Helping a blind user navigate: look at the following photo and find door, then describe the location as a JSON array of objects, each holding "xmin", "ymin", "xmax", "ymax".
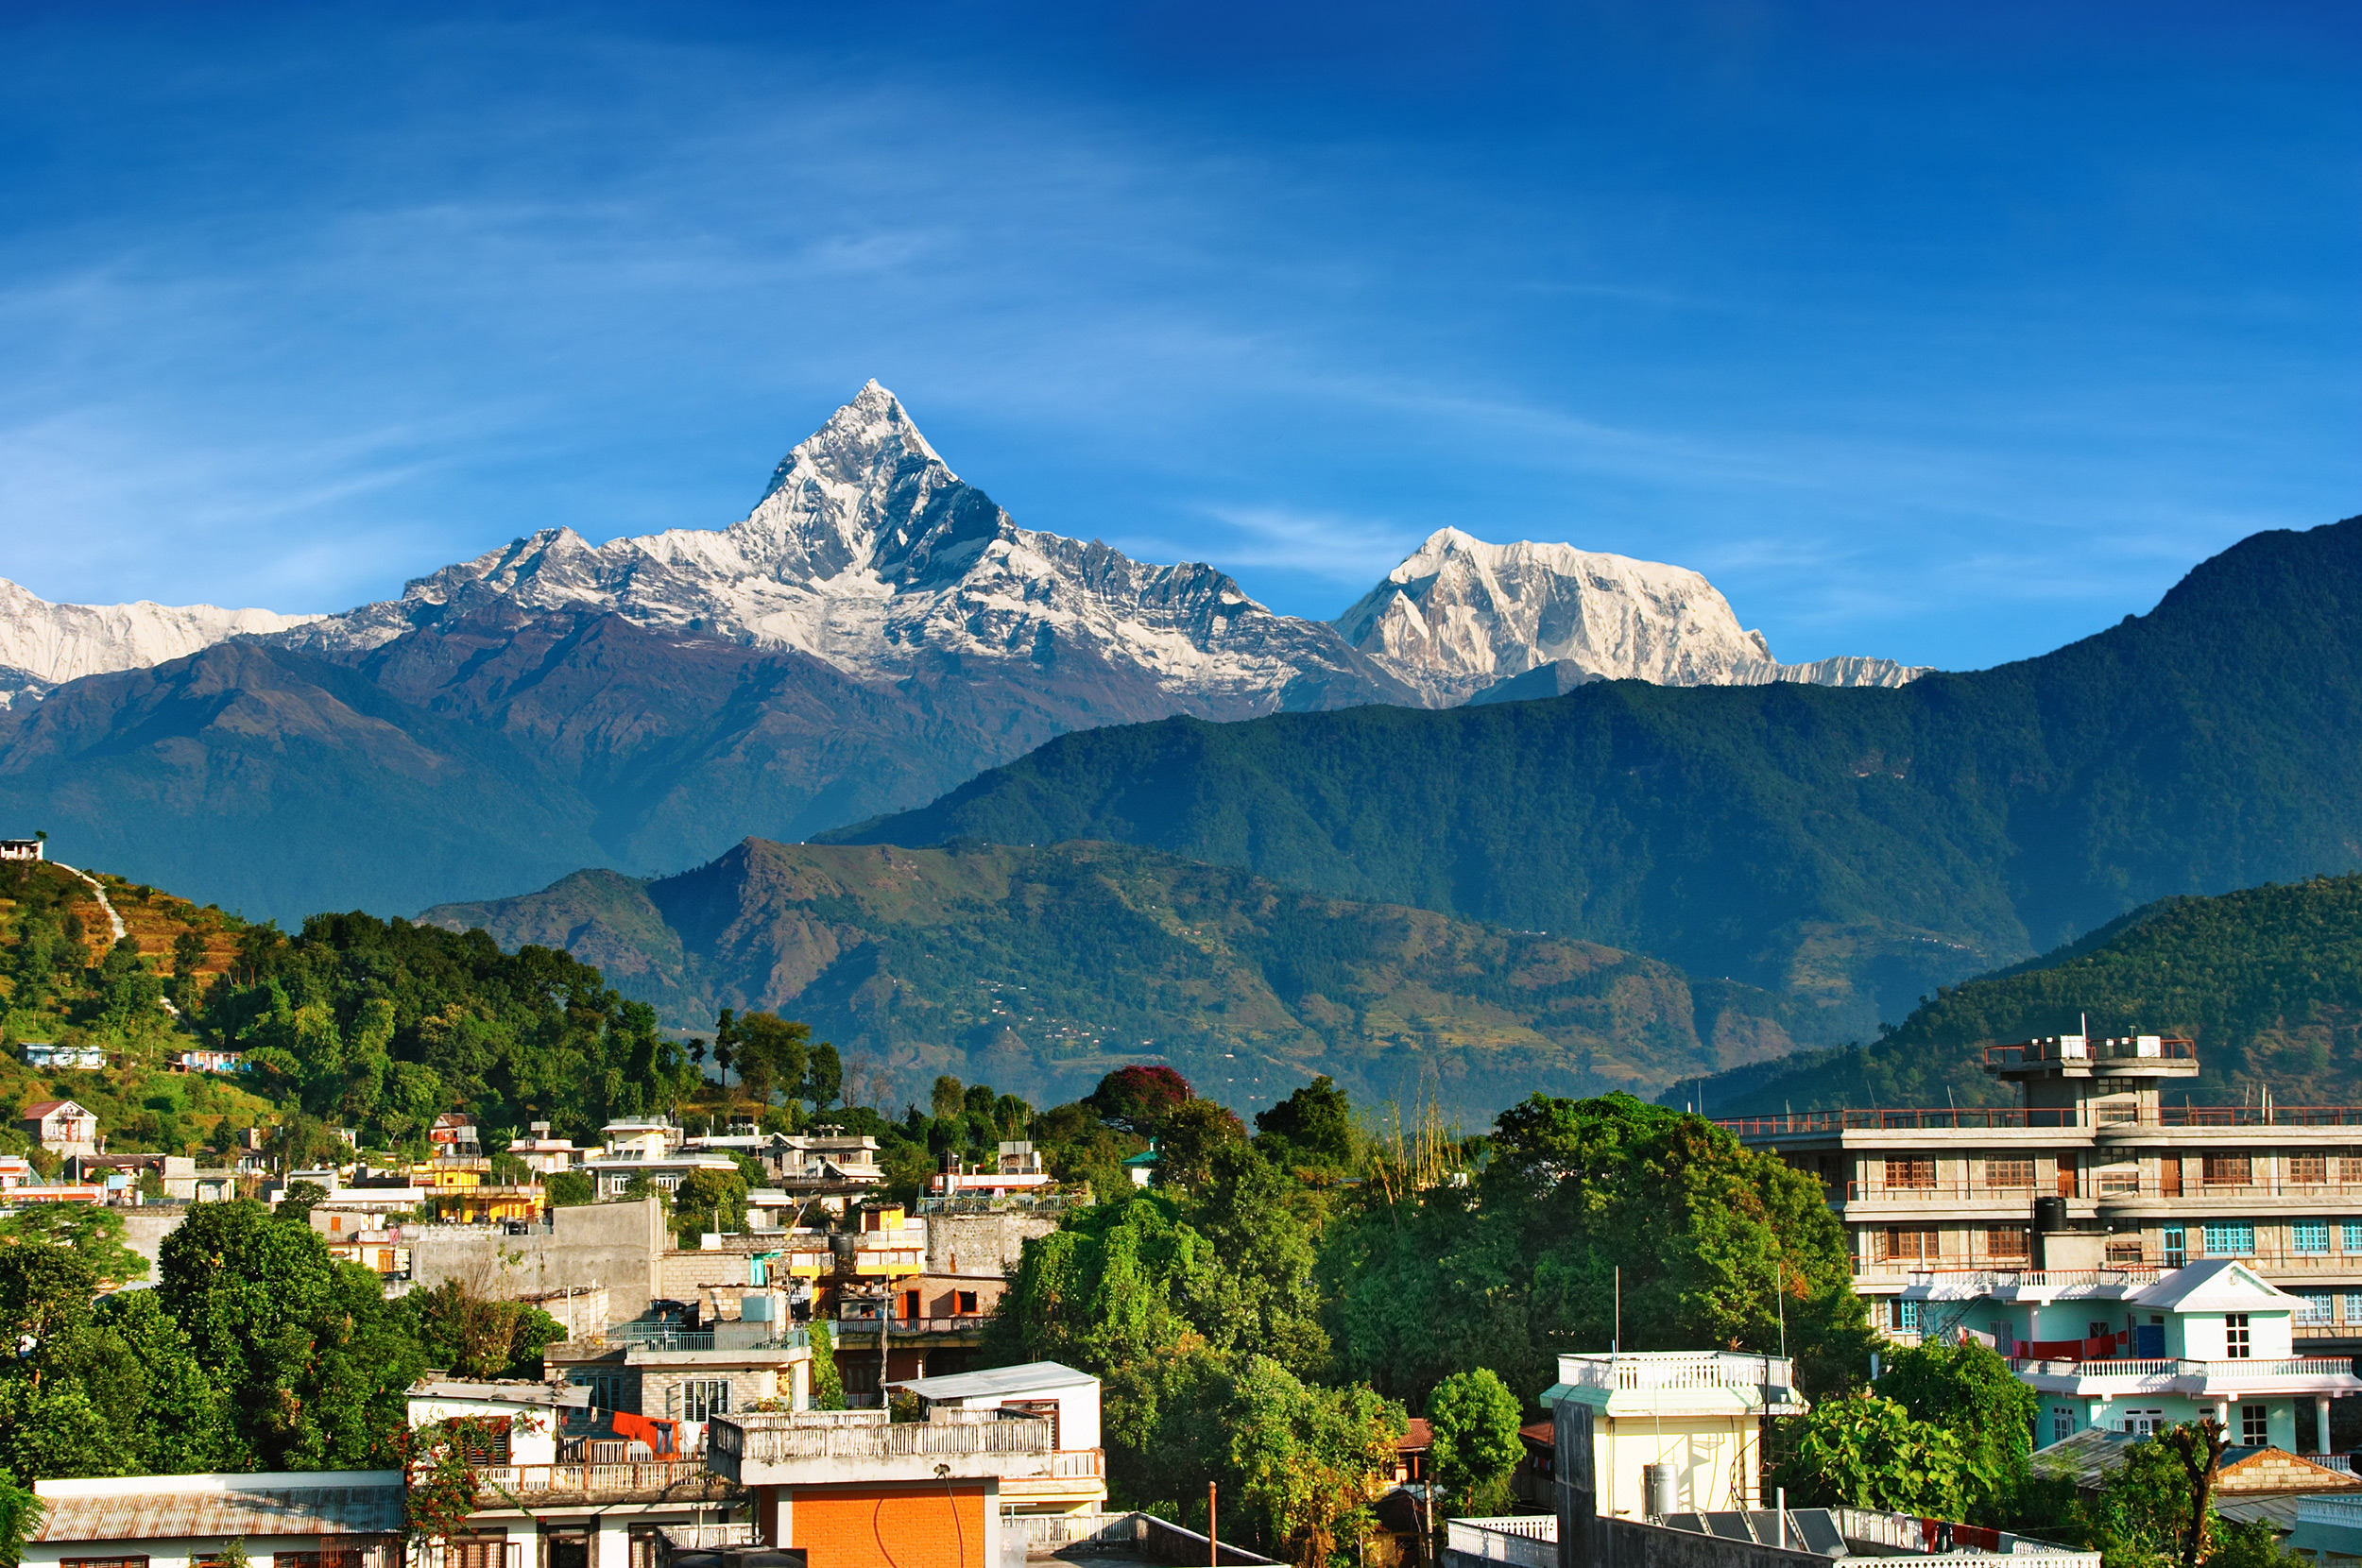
[{"xmin": 2135, "ymin": 1324, "xmax": 2165, "ymax": 1357}]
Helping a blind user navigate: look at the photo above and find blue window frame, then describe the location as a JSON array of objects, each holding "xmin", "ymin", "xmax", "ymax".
[
  {"xmin": 2343, "ymin": 1221, "xmax": 2362, "ymax": 1253},
  {"xmin": 2203, "ymin": 1222, "xmax": 2255, "ymax": 1257},
  {"xmin": 2295, "ymin": 1221, "xmax": 2331, "ymax": 1254},
  {"xmin": 2298, "ymin": 1291, "xmax": 2335, "ymax": 1324},
  {"xmin": 1893, "ymin": 1300, "xmax": 1921, "ymax": 1331},
  {"xmin": 2164, "ymin": 1227, "xmax": 2186, "ymax": 1267},
  {"xmin": 2344, "ymin": 1290, "xmax": 2362, "ymax": 1323}
]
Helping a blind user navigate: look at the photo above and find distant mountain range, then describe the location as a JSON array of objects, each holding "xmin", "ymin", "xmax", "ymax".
[
  {"xmin": 1681, "ymin": 872, "xmax": 2362, "ymax": 1116},
  {"xmin": 418, "ymin": 836, "xmax": 1822, "ymax": 1116},
  {"xmin": 825, "ymin": 516, "xmax": 2362, "ymax": 1041},
  {"xmin": 0, "ymin": 383, "xmax": 1915, "ymax": 922}
]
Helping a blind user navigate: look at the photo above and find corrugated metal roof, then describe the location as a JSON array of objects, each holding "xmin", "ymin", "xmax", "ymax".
[
  {"xmin": 32, "ymin": 1476, "xmax": 404, "ymax": 1542},
  {"xmin": 891, "ymin": 1361, "xmax": 1096, "ymax": 1400}
]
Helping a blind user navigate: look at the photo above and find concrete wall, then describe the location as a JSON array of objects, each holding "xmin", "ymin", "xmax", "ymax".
[
  {"xmin": 924, "ymin": 1213, "xmax": 1055, "ymax": 1277},
  {"xmin": 409, "ymin": 1198, "xmax": 665, "ymax": 1320},
  {"xmin": 121, "ymin": 1209, "xmax": 186, "ymax": 1287}
]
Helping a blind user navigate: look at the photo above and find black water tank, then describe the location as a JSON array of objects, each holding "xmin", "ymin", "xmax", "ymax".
[{"xmin": 2033, "ymin": 1196, "xmax": 2066, "ymax": 1233}]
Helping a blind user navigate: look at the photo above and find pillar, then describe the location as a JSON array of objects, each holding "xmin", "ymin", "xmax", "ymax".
[
  {"xmin": 594, "ymin": 1523, "xmax": 628, "ymax": 1568},
  {"xmin": 2318, "ymin": 1397, "xmax": 2333, "ymax": 1455}
]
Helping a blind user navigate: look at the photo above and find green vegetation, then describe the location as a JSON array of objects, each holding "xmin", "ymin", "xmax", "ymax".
[
  {"xmin": 1427, "ymin": 1369, "xmax": 1524, "ymax": 1516},
  {"xmin": 830, "ymin": 518, "xmax": 2362, "ymax": 1037},
  {"xmin": 424, "ymin": 838, "xmax": 1820, "ymax": 1119},
  {"xmin": 1704, "ymin": 872, "xmax": 2362, "ymax": 1114}
]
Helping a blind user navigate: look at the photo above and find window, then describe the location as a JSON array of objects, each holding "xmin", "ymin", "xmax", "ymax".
[
  {"xmin": 2290, "ymin": 1155, "xmax": 2330, "ymax": 1185},
  {"xmin": 274, "ymin": 1556, "xmax": 365, "ymax": 1568},
  {"xmin": 1882, "ymin": 1227, "xmax": 1942, "ymax": 1262},
  {"xmin": 2343, "ymin": 1222, "xmax": 2362, "ymax": 1254},
  {"xmin": 568, "ymin": 1368, "xmax": 635, "ymax": 1413},
  {"xmin": 445, "ymin": 1538, "xmax": 507, "ymax": 1568},
  {"xmin": 2295, "ymin": 1221, "xmax": 2331, "ymax": 1254},
  {"xmin": 2344, "ymin": 1290, "xmax": 2362, "ymax": 1324},
  {"xmin": 2097, "ymin": 1102, "xmax": 2138, "ymax": 1126},
  {"xmin": 1891, "ymin": 1300, "xmax": 1922, "ymax": 1331},
  {"xmin": 2343, "ymin": 1157, "xmax": 2362, "ymax": 1185},
  {"xmin": 1986, "ymin": 1227, "xmax": 2032, "ymax": 1260},
  {"xmin": 64, "ymin": 1559, "xmax": 150, "ymax": 1568},
  {"xmin": 2165, "ymin": 1227, "xmax": 2187, "ymax": 1267},
  {"xmin": 2242, "ymin": 1404, "xmax": 2268, "ymax": 1445},
  {"xmin": 682, "ymin": 1378, "xmax": 731, "ymax": 1423},
  {"xmin": 2105, "ymin": 1237, "xmax": 2148, "ymax": 1266},
  {"xmin": 955, "ymin": 1289, "xmax": 980, "ymax": 1315},
  {"xmin": 2203, "ymin": 1155, "xmax": 2253, "ymax": 1187},
  {"xmin": 2120, "ymin": 1408, "xmax": 2165, "ymax": 1436},
  {"xmin": 1885, "ymin": 1158, "xmax": 1937, "ymax": 1190},
  {"xmin": 2098, "ymin": 1164, "xmax": 2141, "ymax": 1194},
  {"xmin": 455, "ymin": 1418, "xmax": 511, "ymax": 1465},
  {"xmin": 1985, "ymin": 1158, "xmax": 2035, "ymax": 1189},
  {"xmin": 2226, "ymin": 1313, "xmax": 2251, "ymax": 1359},
  {"xmin": 2203, "ymin": 1222, "xmax": 2256, "ymax": 1257},
  {"xmin": 2053, "ymin": 1407, "xmax": 2075, "ymax": 1444},
  {"xmin": 2297, "ymin": 1291, "xmax": 2334, "ymax": 1325}
]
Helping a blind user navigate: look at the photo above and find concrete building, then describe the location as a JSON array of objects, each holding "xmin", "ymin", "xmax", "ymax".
[
  {"xmin": 927, "ymin": 1142, "xmax": 1055, "ymax": 1201},
  {"xmin": 22, "ymin": 1099, "xmax": 99, "ymax": 1154},
  {"xmin": 405, "ymin": 1380, "xmax": 739, "ymax": 1568},
  {"xmin": 1539, "ymin": 1352, "xmax": 1808, "ymax": 1518},
  {"xmin": 21, "ymin": 1471, "xmax": 403, "ymax": 1568},
  {"xmin": 1897, "ymin": 1258, "xmax": 2362, "ymax": 1451},
  {"xmin": 512, "ymin": 1122, "xmax": 584, "ymax": 1174},
  {"xmin": 0, "ymin": 838, "xmax": 44, "ymax": 861},
  {"xmin": 709, "ymin": 1364, "xmax": 1104, "ymax": 1568},
  {"xmin": 889, "ymin": 1361, "xmax": 1107, "ymax": 1515},
  {"xmin": 1723, "ymin": 1033, "xmax": 2362, "ymax": 1348},
  {"xmin": 23, "ymin": 1042, "xmax": 105, "ymax": 1069},
  {"xmin": 546, "ymin": 1319, "xmax": 814, "ymax": 1457}
]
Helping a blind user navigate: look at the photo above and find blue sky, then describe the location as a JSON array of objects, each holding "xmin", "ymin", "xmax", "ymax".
[{"xmin": 0, "ymin": 2, "xmax": 2353, "ymax": 672}]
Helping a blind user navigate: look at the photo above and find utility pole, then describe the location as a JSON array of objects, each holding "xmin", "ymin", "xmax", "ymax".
[{"xmin": 1208, "ymin": 1482, "xmax": 1219, "ymax": 1567}]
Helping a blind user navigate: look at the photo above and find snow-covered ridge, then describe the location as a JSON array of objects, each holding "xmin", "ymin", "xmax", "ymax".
[
  {"xmin": 1334, "ymin": 527, "xmax": 1926, "ymax": 706},
  {"xmin": 0, "ymin": 383, "xmax": 1927, "ymax": 716},
  {"xmin": 0, "ymin": 578, "xmax": 321, "ymax": 690}
]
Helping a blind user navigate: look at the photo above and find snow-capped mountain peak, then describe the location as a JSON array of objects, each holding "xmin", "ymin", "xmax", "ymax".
[
  {"xmin": 1336, "ymin": 526, "xmax": 1923, "ymax": 704},
  {"xmin": 0, "ymin": 577, "xmax": 321, "ymax": 706}
]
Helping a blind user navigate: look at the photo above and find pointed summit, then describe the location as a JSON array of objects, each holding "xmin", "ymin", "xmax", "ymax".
[{"xmin": 760, "ymin": 380, "xmax": 945, "ymax": 504}]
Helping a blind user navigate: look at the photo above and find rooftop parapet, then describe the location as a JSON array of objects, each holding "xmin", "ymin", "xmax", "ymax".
[
  {"xmin": 707, "ymin": 1407, "xmax": 1070, "ymax": 1487},
  {"xmin": 1983, "ymin": 1034, "xmax": 2198, "ymax": 1078}
]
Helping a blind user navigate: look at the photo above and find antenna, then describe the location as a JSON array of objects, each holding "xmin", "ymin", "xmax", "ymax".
[{"xmin": 1615, "ymin": 1266, "xmax": 1621, "ymax": 1356}]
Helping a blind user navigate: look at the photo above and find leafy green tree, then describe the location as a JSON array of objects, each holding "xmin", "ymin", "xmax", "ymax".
[
  {"xmin": 1178, "ymin": 1143, "xmax": 1328, "ymax": 1376},
  {"xmin": 1255, "ymin": 1076, "xmax": 1357, "ymax": 1172},
  {"xmin": 1224, "ymin": 1355, "xmax": 1405, "ymax": 1568},
  {"xmin": 810, "ymin": 1318, "xmax": 846, "ymax": 1409},
  {"xmin": 1772, "ymin": 1392, "xmax": 1965, "ymax": 1516},
  {"xmin": 159, "ymin": 1199, "xmax": 425, "ymax": 1469},
  {"xmin": 543, "ymin": 1170, "xmax": 594, "ymax": 1207},
  {"xmin": 397, "ymin": 1281, "xmax": 566, "ymax": 1379},
  {"xmin": 171, "ymin": 929, "xmax": 207, "ymax": 981},
  {"xmin": 1879, "ymin": 1339, "xmax": 2038, "ymax": 1515},
  {"xmin": 802, "ymin": 1043, "xmax": 843, "ymax": 1108},
  {"xmin": 1153, "ymin": 1099, "xmax": 1247, "ymax": 1195},
  {"xmin": 931, "ymin": 1074, "xmax": 966, "ymax": 1121},
  {"xmin": 734, "ymin": 1014, "xmax": 810, "ymax": 1112},
  {"xmin": 0, "ymin": 1204, "xmax": 147, "ymax": 1288},
  {"xmin": 674, "ymin": 1167, "xmax": 749, "ymax": 1236},
  {"xmin": 0, "ymin": 1468, "xmax": 43, "ymax": 1567},
  {"xmin": 93, "ymin": 936, "xmax": 163, "ymax": 1030},
  {"xmin": 1428, "ymin": 1369, "xmax": 1524, "ymax": 1515},
  {"xmin": 278, "ymin": 1180, "xmax": 330, "ymax": 1228}
]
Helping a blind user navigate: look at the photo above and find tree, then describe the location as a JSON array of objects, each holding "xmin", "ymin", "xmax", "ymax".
[
  {"xmin": 1154, "ymin": 1099, "xmax": 1247, "ymax": 1195},
  {"xmin": 932, "ymin": 1074, "xmax": 966, "ymax": 1121},
  {"xmin": 1428, "ymin": 1369, "xmax": 1524, "ymax": 1515},
  {"xmin": 1224, "ymin": 1355, "xmax": 1406, "ymax": 1568},
  {"xmin": 397, "ymin": 1281, "xmax": 567, "ymax": 1380},
  {"xmin": 544, "ymin": 1170, "xmax": 594, "ymax": 1207},
  {"xmin": 1771, "ymin": 1392, "xmax": 1964, "ymax": 1516},
  {"xmin": 171, "ymin": 929, "xmax": 207, "ymax": 980},
  {"xmin": 1878, "ymin": 1339, "xmax": 2038, "ymax": 1515},
  {"xmin": 810, "ymin": 1318, "xmax": 846, "ymax": 1409},
  {"xmin": 1255, "ymin": 1076, "xmax": 1357, "ymax": 1172},
  {"xmin": 0, "ymin": 1470, "xmax": 42, "ymax": 1568},
  {"xmin": 2164, "ymin": 1418, "xmax": 2230, "ymax": 1568},
  {"xmin": 0, "ymin": 1205, "xmax": 147, "ymax": 1289},
  {"xmin": 159, "ymin": 1200, "xmax": 425, "ymax": 1469},
  {"xmin": 278, "ymin": 1180, "xmax": 330, "ymax": 1228},
  {"xmin": 803, "ymin": 1043, "xmax": 843, "ymax": 1109},
  {"xmin": 734, "ymin": 1014, "xmax": 811, "ymax": 1112},
  {"xmin": 1087, "ymin": 1065, "xmax": 1192, "ymax": 1135},
  {"xmin": 674, "ymin": 1167, "xmax": 749, "ymax": 1237}
]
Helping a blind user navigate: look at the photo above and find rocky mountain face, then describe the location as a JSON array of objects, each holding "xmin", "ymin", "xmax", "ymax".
[
  {"xmin": 419, "ymin": 837, "xmax": 1818, "ymax": 1118},
  {"xmin": 1337, "ymin": 529, "xmax": 1926, "ymax": 707},
  {"xmin": 0, "ymin": 578, "xmax": 319, "ymax": 707}
]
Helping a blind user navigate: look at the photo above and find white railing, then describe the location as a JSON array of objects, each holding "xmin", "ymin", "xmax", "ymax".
[
  {"xmin": 717, "ymin": 1411, "xmax": 1053, "ymax": 1462},
  {"xmin": 2299, "ymin": 1494, "xmax": 2362, "ymax": 1528},
  {"xmin": 2009, "ymin": 1356, "xmax": 2360, "ymax": 1384},
  {"xmin": 658, "ymin": 1525, "xmax": 759, "ymax": 1551},
  {"xmin": 1445, "ymin": 1518, "xmax": 1556, "ymax": 1568},
  {"xmin": 463, "ymin": 1459, "xmax": 718, "ymax": 1494},
  {"xmin": 1558, "ymin": 1352, "xmax": 1794, "ymax": 1391}
]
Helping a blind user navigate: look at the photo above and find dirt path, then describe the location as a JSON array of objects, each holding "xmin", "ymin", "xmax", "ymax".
[{"xmin": 54, "ymin": 861, "xmax": 127, "ymax": 943}]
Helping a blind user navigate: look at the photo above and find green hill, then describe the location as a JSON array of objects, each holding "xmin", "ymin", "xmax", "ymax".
[
  {"xmin": 421, "ymin": 837, "xmax": 1822, "ymax": 1117},
  {"xmin": 825, "ymin": 516, "xmax": 2362, "ymax": 1041},
  {"xmin": 1686, "ymin": 873, "xmax": 2362, "ymax": 1114}
]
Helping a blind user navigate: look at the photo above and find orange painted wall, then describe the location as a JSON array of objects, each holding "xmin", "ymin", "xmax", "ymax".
[{"xmin": 786, "ymin": 1482, "xmax": 987, "ymax": 1568}]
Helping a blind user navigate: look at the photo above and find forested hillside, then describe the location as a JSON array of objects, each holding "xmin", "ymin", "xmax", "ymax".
[
  {"xmin": 421, "ymin": 837, "xmax": 1821, "ymax": 1117},
  {"xmin": 1689, "ymin": 873, "xmax": 2362, "ymax": 1114},
  {"xmin": 830, "ymin": 516, "xmax": 2362, "ymax": 1040}
]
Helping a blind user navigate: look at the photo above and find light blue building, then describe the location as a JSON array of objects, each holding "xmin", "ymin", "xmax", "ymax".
[{"xmin": 1898, "ymin": 1258, "xmax": 2362, "ymax": 1451}]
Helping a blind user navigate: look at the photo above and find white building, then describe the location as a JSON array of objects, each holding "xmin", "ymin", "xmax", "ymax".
[
  {"xmin": 22, "ymin": 1471, "xmax": 402, "ymax": 1568},
  {"xmin": 1539, "ymin": 1351, "xmax": 1809, "ymax": 1517}
]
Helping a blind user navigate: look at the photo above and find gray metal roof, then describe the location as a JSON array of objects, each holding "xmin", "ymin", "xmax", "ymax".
[
  {"xmin": 890, "ymin": 1361, "xmax": 1096, "ymax": 1400},
  {"xmin": 31, "ymin": 1473, "xmax": 405, "ymax": 1542},
  {"xmin": 411, "ymin": 1379, "xmax": 591, "ymax": 1408}
]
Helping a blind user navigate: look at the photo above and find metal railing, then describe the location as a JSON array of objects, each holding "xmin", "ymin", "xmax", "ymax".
[
  {"xmin": 1557, "ymin": 1352, "xmax": 1794, "ymax": 1391},
  {"xmin": 453, "ymin": 1459, "xmax": 721, "ymax": 1496},
  {"xmin": 1726, "ymin": 1104, "xmax": 2362, "ymax": 1137},
  {"xmin": 2008, "ymin": 1355, "xmax": 2360, "ymax": 1382},
  {"xmin": 1983, "ymin": 1038, "xmax": 2196, "ymax": 1068}
]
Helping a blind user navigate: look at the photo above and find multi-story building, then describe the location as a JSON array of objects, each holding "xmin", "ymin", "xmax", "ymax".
[
  {"xmin": 1724, "ymin": 1033, "xmax": 2362, "ymax": 1353},
  {"xmin": 1538, "ymin": 1351, "xmax": 1807, "ymax": 1518}
]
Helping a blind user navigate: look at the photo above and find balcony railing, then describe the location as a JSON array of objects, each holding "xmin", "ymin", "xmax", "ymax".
[
  {"xmin": 2301, "ymin": 1495, "xmax": 2362, "ymax": 1529},
  {"xmin": 1720, "ymin": 1109, "xmax": 2079, "ymax": 1136},
  {"xmin": 711, "ymin": 1408, "xmax": 1055, "ymax": 1464},
  {"xmin": 838, "ymin": 1314, "xmax": 994, "ymax": 1336},
  {"xmin": 2007, "ymin": 1355, "xmax": 2360, "ymax": 1383},
  {"xmin": 443, "ymin": 1459, "xmax": 723, "ymax": 1497},
  {"xmin": 1558, "ymin": 1352, "xmax": 1795, "ymax": 1392},
  {"xmin": 1983, "ymin": 1038, "xmax": 2197, "ymax": 1069}
]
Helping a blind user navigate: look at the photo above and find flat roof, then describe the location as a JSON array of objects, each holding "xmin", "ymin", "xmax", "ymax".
[
  {"xmin": 890, "ymin": 1361, "xmax": 1096, "ymax": 1401},
  {"xmin": 411, "ymin": 1380, "xmax": 592, "ymax": 1409}
]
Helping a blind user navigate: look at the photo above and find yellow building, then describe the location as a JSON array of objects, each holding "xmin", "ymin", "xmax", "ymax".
[
  {"xmin": 423, "ymin": 1184, "xmax": 546, "ymax": 1225},
  {"xmin": 1539, "ymin": 1351, "xmax": 1808, "ymax": 1518}
]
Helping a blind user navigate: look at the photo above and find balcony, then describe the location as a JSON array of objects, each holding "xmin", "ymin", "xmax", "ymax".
[
  {"xmin": 1983, "ymin": 1037, "xmax": 2196, "ymax": 1069},
  {"xmin": 432, "ymin": 1459, "xmax": 731, "ymax": 1504},
  {"xmin": 1720, "ymin": 1109, "xmax": 2079, "ymax": 1137},
  {"xmin": 1557, "ymin": 1352, "xmax": 1795, "ymax": 1392},
  {"xmin": 834, "ymin": 1314, "xmax": 993, "ymax": 1338},
  {"xmin": 2006, "ymin": 1355, "xmax": 2362, "ymax": 1397}
]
